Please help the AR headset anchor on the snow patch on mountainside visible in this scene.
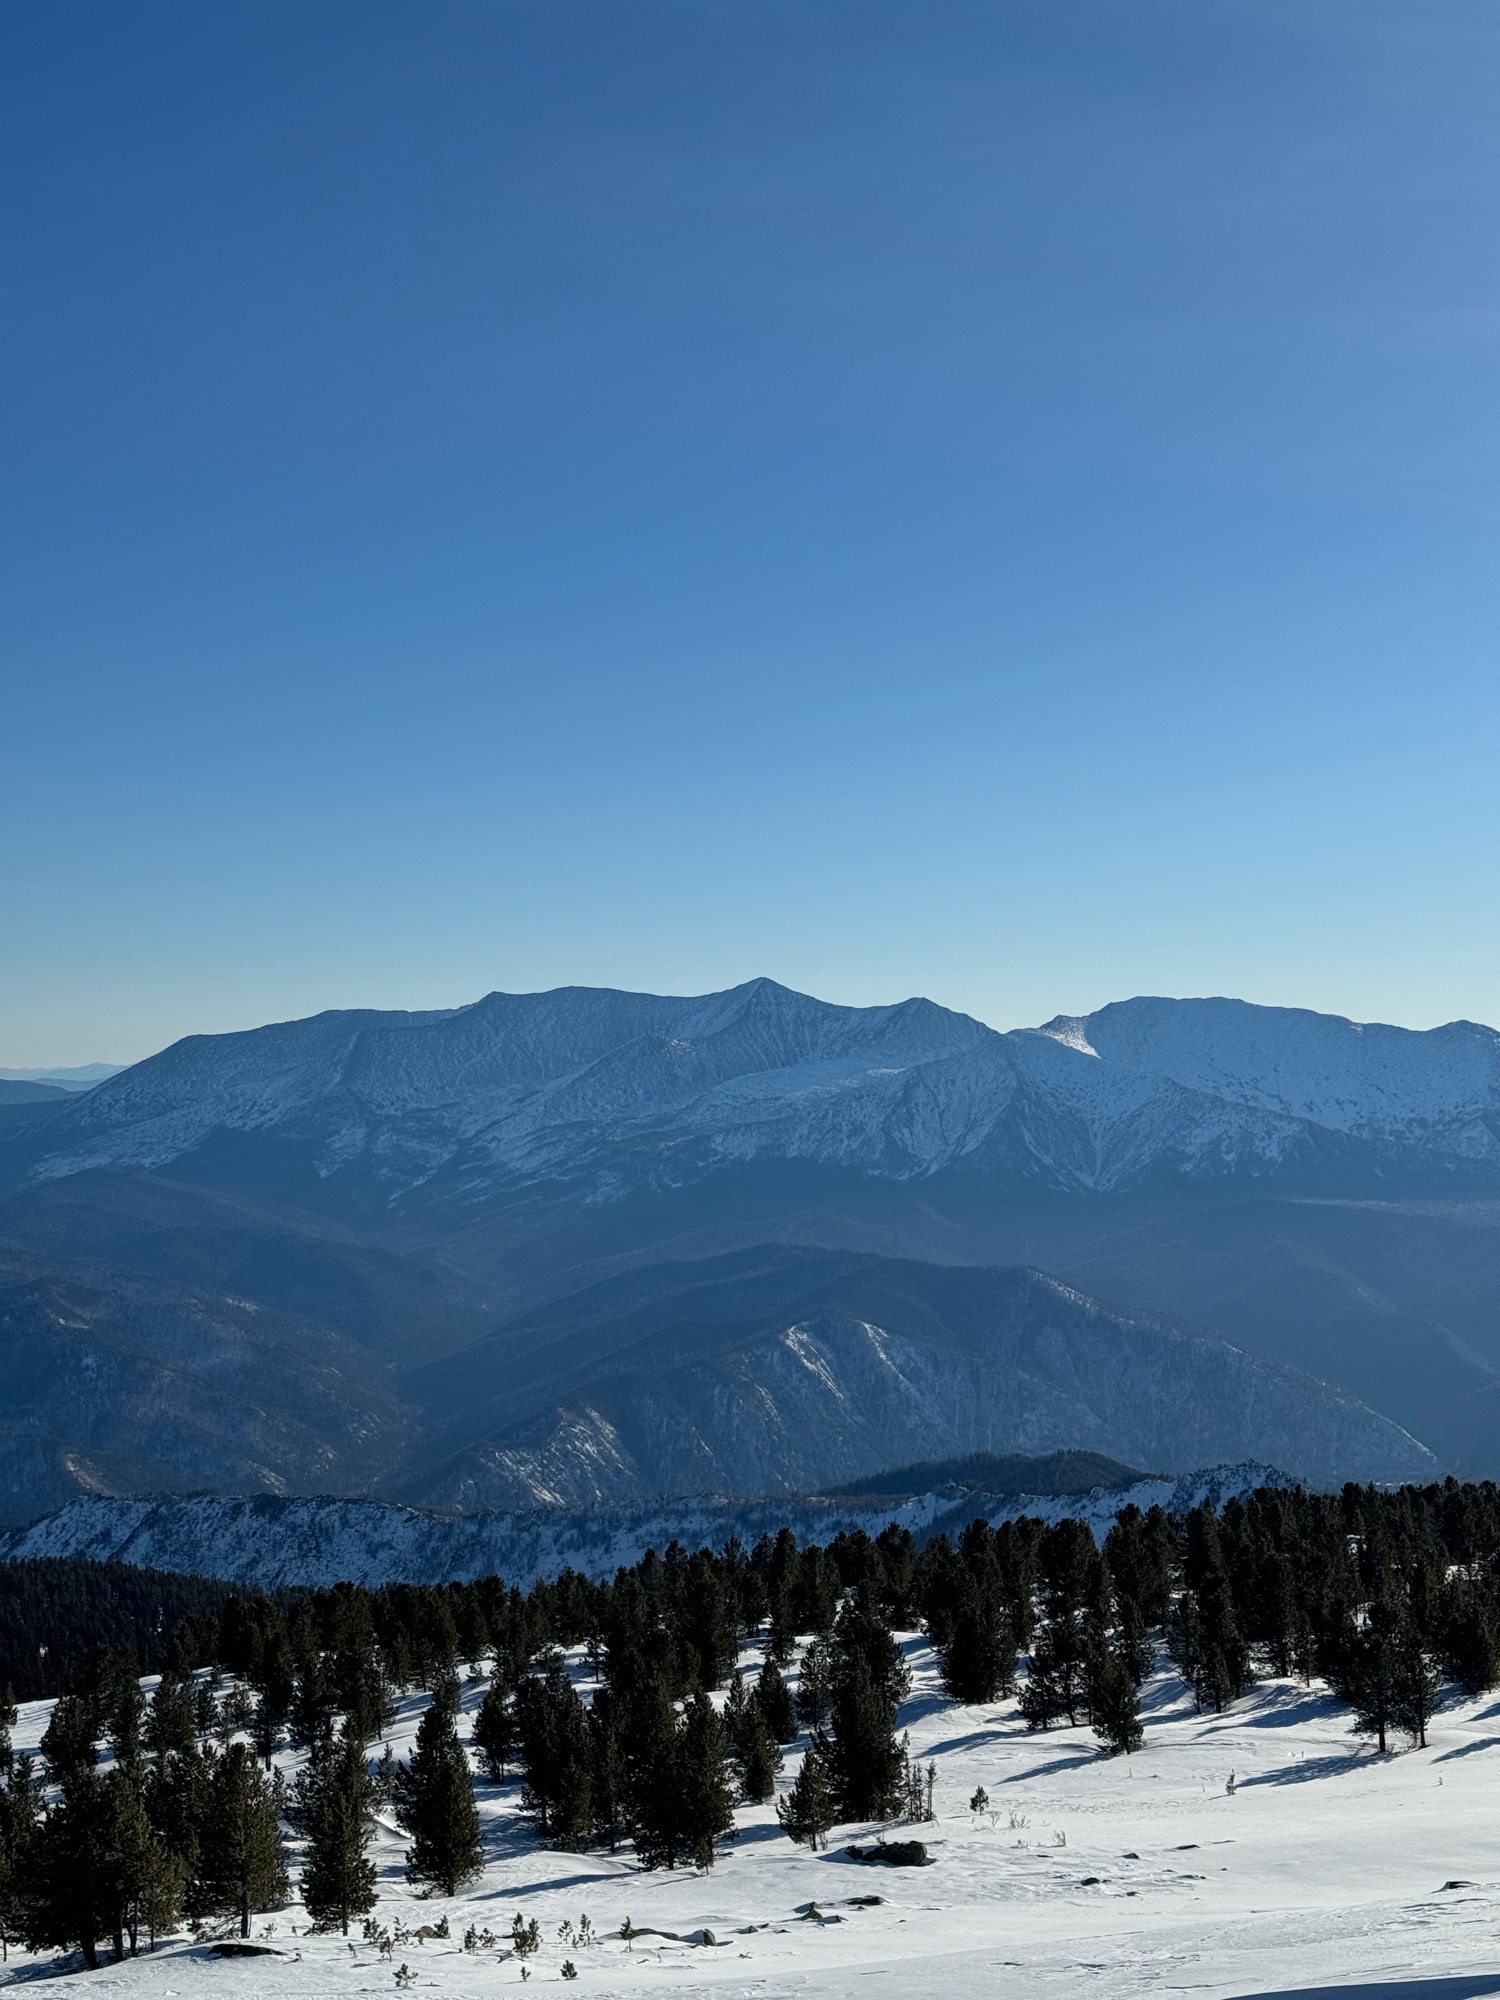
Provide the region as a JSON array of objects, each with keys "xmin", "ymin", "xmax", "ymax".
[
  {"xmin": 0, "ymin": 1466, "xmax": 1294, "ymax": 1589},
  {"xmin": 19, "ymin": 980, "xmax": 1500, "ymax": 1206}
]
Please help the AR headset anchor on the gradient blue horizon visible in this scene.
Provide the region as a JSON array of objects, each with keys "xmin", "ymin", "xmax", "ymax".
[{"xmin": 4, "ymin": 1, "xmax": 1498, "ymax": 1064}]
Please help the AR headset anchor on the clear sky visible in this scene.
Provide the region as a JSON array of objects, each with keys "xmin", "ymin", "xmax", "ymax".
[{"xmin": 3, "ymin": 1, "xmax": 1498, "ymax": 1065}]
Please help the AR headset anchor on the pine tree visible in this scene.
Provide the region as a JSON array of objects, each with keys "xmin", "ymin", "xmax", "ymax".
[
  {"xmin": 724, "ymin": 1669, "xmax": 780, "ymax": 1802},
  {"xmin": 676, "ymin": 1692, "xmax": 737, "ymax": 1869},
  {"xmin": 302, "ymin": 1731, "xmax": 378, "ymax": 1934},
  {"xmin": 197, "ymin": 1742, "xmax": 288, "ymax": 1937},
  {"xmin": 624, "ymin": 1668, "xmax": 687, "ymax": 1870},
  {"xmin": 794, "ymin": 1639, "xmax": 832, "ymax": 1732},
  {"xmin": 1088, "ymin": 1643, "xmax": 1143, "ymax": 1756},
  {"xmin": 514, "ymin": 1655, "xmax": 592, "ymax": 1848},
  {"xmin": 0, "ymin": 1755, "xmax": 40, "ymax": 1963},
  {"xmin": 472, "ymin": 1671, "xmax": 518, "ymax": 1782},
  {"xmin": 1393, "ymin": 1619, "xmax": 1440, "ymax": 1750},
  {"xmin": 936, "ymin": 1592, "xmax": 1014, "ymax": 1705},
  {"xmin": 97, "ymin": 1769, "xmax": 183, "ymax": 1958},
  {"xmin": 40, "ymin": 1691, "xmax": 99, "ymax": 1788},
  {"xmin": 0, "ymin": 1686, "xmax": 15, "ymax": 1782},
  {"xmin": 16, "ymin": 1773, "xmax": 110, "ymax": 1969},
  {"xmin": 776, "ymin": 1742, "xmax": 834, "ymax": 1851},
  {"xmin": 145, "ymin": 1670, "xmax": 198, "ymax": 1765},
  {"xmin": 395, "ymin": 1687, "xmax": 483, "ymax": 1895},
  {"xmin": 754, "ymin": 1658, "xmax": 797, "ymax": 1744},
  {"xmin": 826, "ymin": 1593, "xmax": 907, "ymax": 1823}
]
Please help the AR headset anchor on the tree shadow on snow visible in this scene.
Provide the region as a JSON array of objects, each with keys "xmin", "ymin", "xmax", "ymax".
[
  {"xmin": 1238, "ymin": 1750, "xmax": 1373, "ymax": 1788},
  {"xmin": 1224, "ymin": 1978, "xmax": 1500, "ymax": 2000},
  {"xmin": 1435, "ymin": 1736, "xmax": 1500, "ymax": 1762}
]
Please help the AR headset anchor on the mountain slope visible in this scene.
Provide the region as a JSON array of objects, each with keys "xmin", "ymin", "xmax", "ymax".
[
  {"xmin": 401, "ymin": 1248, "xmax": 1436, "ymax": 1506},
  {"xmin": 0, "ymin": 1250, "xmax": 415, "ymax": 1524},
  {"xmin": 10, "ymin": 982, "xmax": 1500, "ymax": 1217},
  {"xmin": 0, "ymin": 1464, "xmax": 1292, "ymax": 1589}
]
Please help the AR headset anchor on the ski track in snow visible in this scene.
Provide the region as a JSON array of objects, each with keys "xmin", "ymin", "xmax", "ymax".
[{"xmin": 8, "ymin": 1636, "xmax": 1500, "ymax": 2000}]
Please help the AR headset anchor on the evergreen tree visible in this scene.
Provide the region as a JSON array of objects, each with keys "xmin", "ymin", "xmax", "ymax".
[
  {"xmin": 724, "ymin": 1672, "xmax": 781, "ymax": 1803},
  {"xmin": 395, "ymin": 1687, "xmax": 483, "ymax": 1895},
  {"xmin": 625, "ymin": 1669, "xmax": 688, "ymax": 1870},
  {"xmin": 288, "ymin": 1654, "xmax": 335, "ymax": 1758},
  {"xmin": 754, "ymin": 1658, "xmax": 797, "ymax": 1744},
  {"xmin": 587, "ymin": 1685, "xmax": 628, "ymax": 1852},
  {"xmin": 0, "ymin": 1755, "xmax": 40, "ymax": 1963},
  {"xmin": 472, "ymin": 1670, "xmax": 518, "ymax": 1782},
  {"xmin": 794, "ymin": 1639, "xmax": 832, "ymax": 1733},
  {"xmin": 1393, "ymin": 1619, "xmax": 1441, "ymax": 1750},
  {"xmin": 39, "ymin": 1691, "xmax": 99, "ymax": 1788},
  {"xmin": 145, "ymin": 1670, "xmax": 198, "ymax": 1764},
  {"xmin": 676, "ymin": 1691, "xmax": 737, "ymax": 1868},
  {"xmin": 1442, "ymin": 1578, "xmax": 1500, "ymax": 1696},
  {"xmin": 97, "ymin": 1769, "xmax": 183, "ymax": 1958},
  {"xmin": 1088, "ymin": 1643, "xmax": 1143, "ymax": 1756},
  {"xmin": 514, "ymin": 1654, "xmax": 593, "ymax": 1847},
  {"xmin": 301, "ymin": 1731, "xmax": 378, "ymax": 1934},
  {"xmin": 197, "ymin": 1742, "xmax": 287, "ymax": 1937},
  {"xmin": 825, "ymin": 1593, "xmax": 907, "ymax": 1823},
  {"xmin": 776, "ymin": 1742, "xmax": 834, "ymax": 1851},
  {"xmin": 936, "ymin": 1592, "xmax": 1014, "ymax": 1705},
  {"xmin": 0, "ymin": 1686, "xmax": 14, "ymax": 1783}
]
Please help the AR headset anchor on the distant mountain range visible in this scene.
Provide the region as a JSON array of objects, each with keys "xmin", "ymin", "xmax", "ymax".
[
  {"xmin": 0, "ymin": 979, "xmax": 1494, "ymax": 1524},
  {"xmin": 7, "ymin": 983, "xmax": 1500, "ymax": 1206}
]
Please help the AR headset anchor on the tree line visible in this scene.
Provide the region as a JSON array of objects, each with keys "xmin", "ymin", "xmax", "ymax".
[{"xmin": 4, "ymin": 1475, "xmax": 1500, "ymax": 1968}]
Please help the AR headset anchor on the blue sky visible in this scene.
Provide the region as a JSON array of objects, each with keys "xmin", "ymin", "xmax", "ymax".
[{"xmin": 3, "ymin": 1, "xmax": 1498, "ymax": 1063}]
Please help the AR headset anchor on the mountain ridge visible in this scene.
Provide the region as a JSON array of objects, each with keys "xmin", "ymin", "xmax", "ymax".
[{"xmin": 8, "ymin": 982, "xmax": 1500, "ymax": 1214}]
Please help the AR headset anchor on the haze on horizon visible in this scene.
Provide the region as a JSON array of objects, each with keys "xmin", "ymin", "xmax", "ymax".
[{"xmin": 4, "ymin": 1, "xmax": 1498, "ymax": 1066}]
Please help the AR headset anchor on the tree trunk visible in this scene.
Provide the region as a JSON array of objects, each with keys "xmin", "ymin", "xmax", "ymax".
[
  {"xmin": 81, "ymin": 1938, "xmax": 100, "ymax": 1972},
  {"xmin": 240, "ymin": 1890, "xmax": 250, "ymax": 1939}
]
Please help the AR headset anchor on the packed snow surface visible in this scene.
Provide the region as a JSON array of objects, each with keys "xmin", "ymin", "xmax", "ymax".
[{"xmin": 7, "ymin": 1632, "xmax": 1500, "ymax": 1999}]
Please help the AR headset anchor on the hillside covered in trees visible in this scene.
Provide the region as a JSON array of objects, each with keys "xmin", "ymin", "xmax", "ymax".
[{"xmin": 3, "ymin": 1476, "xmax": 1500, "ymax": 1977}]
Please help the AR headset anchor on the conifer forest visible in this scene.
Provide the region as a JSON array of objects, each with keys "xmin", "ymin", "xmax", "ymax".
[{"xmin": 3, "ymin": 1478, "xmax": 1500, "ymax": 1981}]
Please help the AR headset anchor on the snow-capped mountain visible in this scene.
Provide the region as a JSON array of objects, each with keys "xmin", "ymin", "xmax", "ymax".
[
  {"xmin": 0, "ymin": 1464, "xmax": 1295, "ymax": 1590},
  {"xmin": 9, "ymin": 981, "xmax": 1500, "ymax": 1210}
]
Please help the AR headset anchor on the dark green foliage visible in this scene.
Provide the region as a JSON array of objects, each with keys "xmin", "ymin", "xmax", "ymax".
[
  {"xmin": 395, "ymin": 1686, "xmax": 483, "ymax": 1895},
  {"xmin": 826, "ymin": 1590, "xmax": 908, "ymax": 1823},
  {"xmin": 1088, "ymin": 1643, "xmax": 1143, "ymax": 1755},
  {"xmin": 0, "ymin": 1559, "xmax": 236, "ymax": 1701},
  {"xmin": 1171, "ymin": 1509, "xmax": 1252, "ymax": 1712},
  {"xmin": 197, "ymin": 1742, "xmax": 287, "ymax": 1938},
  {"xmin": 0, "ymin": 1752, "xmax": 40, "ymax": 1961},
  {"xmin": 515, "ymin": 1654, "xmax": 593, "ymax": 1848},
  {"xmin": 301, "ymin": 1731, "xmax": 378, "ymax": 1934},
  {"xmin": 724, "ymin": 1672, "xmax": 782, "ymax": 1803},
  {"xmin": 755, "ymin": 1657, "xmax": 797, "ymax": 1743},
  {"xmin": 776, "ymin": 1742, "xmax": 834, "ymax": 1850},
  {"xmin": 936, "ymin": 1592, "xmax": 1014, "ymax": 1705},
  {"xmin": 19, "ymin": 1768, "xmax": 182, "ymax": 1967},
  {"xmin": 675, "ymin": 1691, "xmax": 737, "ymax": 1868},
  {"xmin": 472, "ymin": 1671, "xmax": 518, "ymax": 1782},
  {"xmin": 40, "ymin": 1691, "xmax": 99, "ymax": 1788}
]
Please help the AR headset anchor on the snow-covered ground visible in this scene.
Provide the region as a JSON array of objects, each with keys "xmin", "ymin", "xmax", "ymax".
[{"xmin": 8, "ymin": 1638, "xmax": 1500, "ymax": 2000}]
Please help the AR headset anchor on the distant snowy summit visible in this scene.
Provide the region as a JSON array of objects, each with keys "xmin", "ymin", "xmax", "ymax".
[{"xmin": 13, "ymin": 980, "xmax": 1500, "ymax": 1207}]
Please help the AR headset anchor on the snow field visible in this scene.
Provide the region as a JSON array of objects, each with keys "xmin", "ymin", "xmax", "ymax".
[{"xmin": 7, "ymin": 1636, "xmax": 1500, "ymax": 2000}]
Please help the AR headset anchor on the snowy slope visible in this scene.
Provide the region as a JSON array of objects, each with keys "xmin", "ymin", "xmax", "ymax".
[
  {"xmin": 8, "ymin": 1622, "xmax": 1500, "ymax": 1999},
  {"xmin": 0, "ymin": 1466, "xmax": 1292, "ymax": 1588},
  {"xmin": 14, "ymin": 981, "xmax": 1500, "ymax": 1209}
]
